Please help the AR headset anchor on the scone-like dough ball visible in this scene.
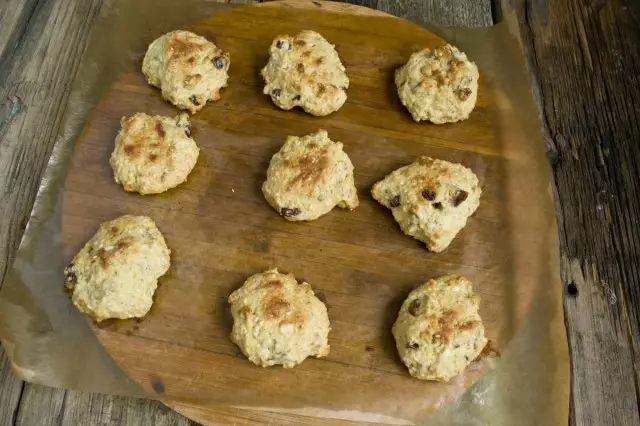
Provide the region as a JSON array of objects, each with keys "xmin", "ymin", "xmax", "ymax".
[
  {"xmin": 262, "ymin": 129, "xmax": 358, "ymax": 221},
  {"xmin": 228, "ymin": 269, "xmax": 330, "ymax": 368},
  {"xmin": 142, "ymin": 30, "xmax": 230, "ymax": 113},
  {"xmin": 261, "ymin": 30, "xmax": 349, "ymax": 116},
  {"xmin": 395, "ymin": 44, "xmax": 478, "ymax": 123},
  {"xmin": 371, "ymin": 156, "xmax": 480, "ymax": 252},
  {"xmin": 110, "ymin": 113, "xmax": 199, "ymax": 195},
  {"xmin": 64, "ymin": 215, "xmax": 171, "ymax": 322},
  {"xmin": 392, "ymin": 275, "xmax": 487, "ymax": 382}
]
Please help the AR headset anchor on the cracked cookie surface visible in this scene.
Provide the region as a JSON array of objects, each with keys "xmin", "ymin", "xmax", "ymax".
[
  {"xmin": 371, "ymin": 156, "xmax": 480, "ymax": 252},
  {"xmin": 395, "ymin": 44, "xmax": 478, "ymax": 123},
  {"xmin": 392, "ymin": 275, "xmax": 486, "ymax": 382},
  {"xmin": 228, "ymin": 269, "xmax": 330, "ymax": 368},
  {"xmin": 110, "ymin": 112, "xmax": 199, "ymax": 195},
  {"xmin": 64, "ymin": 215, "xmax": 171, "ymax": 322},
  {"xmin": 261, "ymin": 30, "xmax": 349, "ymax": 116},
  {"xmin": 262, "ymin": 129, "xmax": 358, "ymax": 221},
  {"xmin": 143, "ymin": 30, "xmax": 230, "ymax": 113}
]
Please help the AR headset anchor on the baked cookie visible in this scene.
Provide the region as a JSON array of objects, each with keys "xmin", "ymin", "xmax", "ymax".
[
  {"xmin": 109, "ymin": 112, "xmax": 199, "ymax": 195},
  {"xmin": 392, "ymin": 275, "xmax": 487, "ymax": 382},
  {"xmin": 142, "ymin": 30, "xmax": 230, "ymax": 113},
  {"xmin": 228, "ymin": 269, "xmax": 330, "ymax": 368},
  {"xmin": 261, "ymin": 30, "xmax": 349, "ymax": 116},
  {"xmin": 395, "ymin": 44, "xmax": 478, "ymax": 123},
  {"xmin": 371, "ymin": 156, "xmax": 480, "ymax": 252},
  {"xmin": 262, "ymin": 129, "xmax": 358, "ymax": 221},
  {"xmin": 64, "ymin": 215, "xmax": 171, "ymax": 322}
]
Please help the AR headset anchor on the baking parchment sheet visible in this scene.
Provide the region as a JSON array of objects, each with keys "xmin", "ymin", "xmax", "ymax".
[{"xmin": 0, "ymin": 0, "xmax": 569, "ymax": 424}]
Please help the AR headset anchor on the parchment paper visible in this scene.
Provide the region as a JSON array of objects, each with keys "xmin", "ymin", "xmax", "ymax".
[{"xmin": 0, "ymin": 0, "xmax": 569, "ymax": 424}]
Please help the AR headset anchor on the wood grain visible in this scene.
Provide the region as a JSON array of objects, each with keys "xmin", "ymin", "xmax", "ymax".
[
  {"xmin": 379, "ymin": 0, "xmax": 493, "ymax": 26},
  {"xmin": 515, "ymin": 0, "xmax": 640, "ymax": 425},
  {"xmin": 58, "ymin": 1, "xmax": 544, "ymax": 424},
  {"xmin": 0, "ymin": 0, "xmax": 101, "ymax": 425},
  {"xmin": 0, "ymin": 345, "xmax": 23, "ymax": 425},
  {"xmin": 0, "ymin": 0, "xmax": 101, "ymax": 284}
]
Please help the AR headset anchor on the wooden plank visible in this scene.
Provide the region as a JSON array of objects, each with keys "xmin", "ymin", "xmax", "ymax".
[
  {"xmin": 0, "ymin": 0, "xmax": 102, "ymax": 282},
  {"xmin": 1, "ymin": 0, "xmax": 104, "ymax": 425},
  {"xmin": 378, "ymin": 0, "xmax": 494, "ymax": 27},
  {"xmin": 0, "ymin": 345, "xmax": 23, "ymax": 425},
  {"xmin": 0, "ymin": 0, "xmax": 38, "ymax": 59},
  {"xmin": 14, "ymin": 385, "xmax": 67, "ymax": 426},
  {"xmin": 60, "ymin": 392, "xmax": 196, "ymax": 426},
  {"xmin": 515, "ymin": 0, "xmax": 640, "ymax": 425}
]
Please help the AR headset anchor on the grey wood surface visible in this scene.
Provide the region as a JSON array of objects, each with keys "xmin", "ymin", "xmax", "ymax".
[
  {"xmin": 2, "ymin": 0, "xmax": 640, "ymax": 425},
  {"xmin": 514, "ymin": 0, "xmax": 640, "ymax": 425}
]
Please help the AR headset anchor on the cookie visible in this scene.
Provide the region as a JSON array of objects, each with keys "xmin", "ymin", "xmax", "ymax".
[
  {"xmin": 395, "ymin": 44, "xmax": 478, "ymax": 123},
  {"xmin": 64, "ymin": 215, "xmax": 171, "ymax": 322},
  {"xmin": 262, "ymin": 129, "xmax": 358, "ymax": 221},
  {"xmin": 109, "ymin": 112, "xmax": 199, "ymax": 195},
  {"xmin": 142, "ymin": 30, "xmax": 230, "ymax": 113},
  {"xmin": 371, "ymin": 156, "xmax": 480, "ymax": 252},
  {"xmin": 228, "ymin": 269, "xmax": 330, "ymax": 368},
  {"xmin": 261, "ymin": 30, "xmax": 349, "ymax": 116},
  {"xmin": 392, "ymin": 275, "xmax": 487, "ymax": 382}
]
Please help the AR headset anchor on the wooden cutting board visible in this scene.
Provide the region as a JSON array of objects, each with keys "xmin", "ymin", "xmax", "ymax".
[{"xmin": 61, "ymin": 1, "xmax": 537, "ymax": 424}]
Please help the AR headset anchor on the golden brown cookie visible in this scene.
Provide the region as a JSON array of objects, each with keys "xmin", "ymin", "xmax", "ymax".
[
  {"xmin": 392, "ymin": 275, "xmax": 487, "ymax": 382},
  {"xmin": 261, "ymin": 30, "xmax": 349, "ymax": 116},
  {"xmin": 109, "ymin": 112, "xmax": 199, "ymax": 195},
  {"xmin": 395, "ymin": 44, "xmax": 478, "ymax": 123},
  {"xmin": 228, "ymin": 269, "xmax": 331, "ymax": 368},
  {"xmin": 371, "ymin": 156, "xmax": 480, "ymax": 252},
  {"xmin": 142, "ymin": 30, "xmax": 230, "ymax": 113},
  {"xmin": 64, "ymin": 215, "xmax": 171, "ymax": 322},
  {"xmin": 262, "ymin": 129, "xmax": 358, "ymax": 221}
]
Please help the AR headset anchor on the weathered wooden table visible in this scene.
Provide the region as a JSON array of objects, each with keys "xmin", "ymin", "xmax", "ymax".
[{"xmin": 1, "ymin": 0, "xmax": 638, "ymax": 424}]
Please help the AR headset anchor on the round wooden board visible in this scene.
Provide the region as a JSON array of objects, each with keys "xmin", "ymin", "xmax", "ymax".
[{"xmin": 62, "ymin": 1, "xmax": 534, "ymax": 424}]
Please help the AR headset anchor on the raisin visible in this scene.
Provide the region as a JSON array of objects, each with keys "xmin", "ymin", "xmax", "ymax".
[
  {"xmin": 421, "ymin": 190, "xmax": 436, "ymax": 201},
  {"xmin": 190, "ymin": 95, "xmax": 200, "ymax": 105},
  {"xmin": 271, "ymin": 88, "xmax": 282, "ymax": 98},
  {"xmin": 455, "ymin": 87, "xmax": 472, "ymax": 101},
  {"xmin": 408, "ymin": 299, "xmax": 421, "ymax": 316},
  {"xmin": 341, "ymin": 86, "xmax": 348, "ymax": 91},
  {"xmin": 65, "ymin": 268, "xmax": 77, "ymax": 283},
  {"xmin": 184, "ymin": 129, "xmax": 191, "ymax": 137},
  {"xmin": 433, "ymin": 202, "xmax": 443, "ymax": 210},
  {"xmin": 292, "ymin": 94, "xmax": 301, "ymax": 101},
  {"xmin": 213, "ymin": 56, "xmax": 225, "ymax": 70},
  {"xmin": 406, "ymin": 342, "xmax": 420, "ymax": 350},
  {"xmin": 390, "ymin": 195, "xmax": 400, "ymax": 207},
  {"xmin": 280, "ymin": 207, "xmax": 301, "ymax": 217},
  {"xmin": 452, "ymin": 189, "xmax": 469, "ymax": 207},
  {"xmin": 275, "ymin": 40, "xmax": 285, "ymax": 49}
]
